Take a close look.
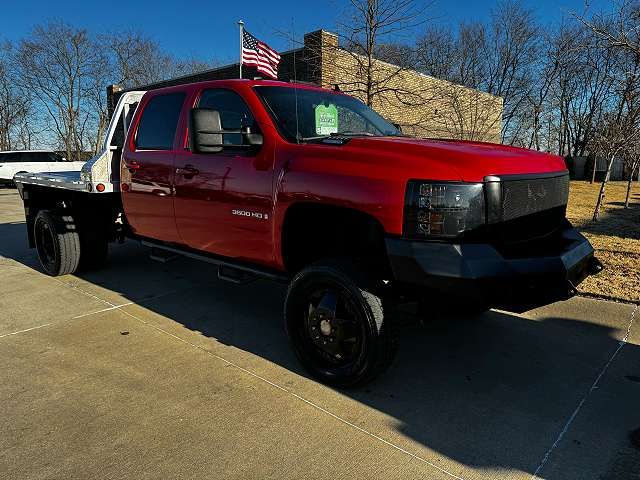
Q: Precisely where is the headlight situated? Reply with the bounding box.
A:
[404,181,485,238]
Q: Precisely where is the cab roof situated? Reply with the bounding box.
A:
[143,78,342,96]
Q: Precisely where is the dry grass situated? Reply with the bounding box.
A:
[567,181,640,303]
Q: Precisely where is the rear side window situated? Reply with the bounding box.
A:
[0,153,19,162]
[20,152,49,162]
[136,93,185,150]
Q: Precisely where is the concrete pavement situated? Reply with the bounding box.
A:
[0,188,639,479]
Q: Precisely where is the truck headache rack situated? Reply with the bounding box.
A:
[14,91,146,194]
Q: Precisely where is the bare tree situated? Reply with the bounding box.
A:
[373,42,415,68]
[589,115,640,220]
[412,24,500,141]
[575,1,640,212]
[106,31,218,89]
[523,24,574,152]
[412,2,541,144]
[623,155,640,207]
[483,2,542,144]
[577,0,640,56]
[172,56,219,79]
[0,42,31,150]
[415,27,457,80]
[566,29,616,163]
[330,0,430,107]
[4,22,217,155]
[107,31,178,88]
[15,22,107,159]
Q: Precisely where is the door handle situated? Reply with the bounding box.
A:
[176,165,199,177]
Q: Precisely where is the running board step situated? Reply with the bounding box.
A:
[149,247,179,263]
[140,239,289,283]
[218,266,257,285]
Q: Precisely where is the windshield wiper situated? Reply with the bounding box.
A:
[300,132,376,141]
[299,135,331,142]
[330,131,377,137]
[298,132,381,143]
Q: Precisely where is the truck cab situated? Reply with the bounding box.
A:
[14,79,602,386]
[121,82,276,263]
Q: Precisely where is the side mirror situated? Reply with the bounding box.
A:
[191,108,224,153]
[243,127,263,146]
[190,108,263,153]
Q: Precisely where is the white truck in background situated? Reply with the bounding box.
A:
[0,151,85,187]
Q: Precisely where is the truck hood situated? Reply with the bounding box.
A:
[339,136,567,182]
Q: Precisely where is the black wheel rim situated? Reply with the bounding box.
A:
[294,282,368,378]
[35,219,56,267]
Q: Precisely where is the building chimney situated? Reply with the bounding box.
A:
[303,30,338,88]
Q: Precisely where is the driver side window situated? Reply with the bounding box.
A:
[197,89,257,146]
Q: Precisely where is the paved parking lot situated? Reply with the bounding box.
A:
[1,188,639,480]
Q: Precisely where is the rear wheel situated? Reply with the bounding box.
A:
[285,260,397,387]
[34,210,80,276]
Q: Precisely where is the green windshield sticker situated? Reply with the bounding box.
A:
[315,104,338,135]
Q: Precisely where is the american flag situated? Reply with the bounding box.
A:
[242,29,281,79]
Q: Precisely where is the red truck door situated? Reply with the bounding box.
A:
[173,88,275,266]
[121,91,186,243]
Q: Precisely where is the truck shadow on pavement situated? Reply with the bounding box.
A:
[1,220,639,479]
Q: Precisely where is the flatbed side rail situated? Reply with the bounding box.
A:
[14,171,86,192]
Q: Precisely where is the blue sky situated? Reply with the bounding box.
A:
[1,0,611,64]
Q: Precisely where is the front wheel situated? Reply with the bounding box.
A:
[285,260,397,387]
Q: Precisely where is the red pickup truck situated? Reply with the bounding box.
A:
[14,79,601,386]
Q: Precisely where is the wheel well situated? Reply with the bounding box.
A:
[281,203,391,276]
[22,185,121,248]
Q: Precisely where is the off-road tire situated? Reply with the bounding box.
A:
[285,259,398,387]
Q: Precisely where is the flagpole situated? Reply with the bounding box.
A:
[238,20,244,79]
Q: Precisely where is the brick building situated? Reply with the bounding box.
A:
[111,30,503,142]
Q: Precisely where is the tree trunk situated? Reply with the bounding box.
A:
[590,156,597,184]
[626,163,638,208]
[593,154,616,221]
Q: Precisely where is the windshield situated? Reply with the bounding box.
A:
[255,86,400,143]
